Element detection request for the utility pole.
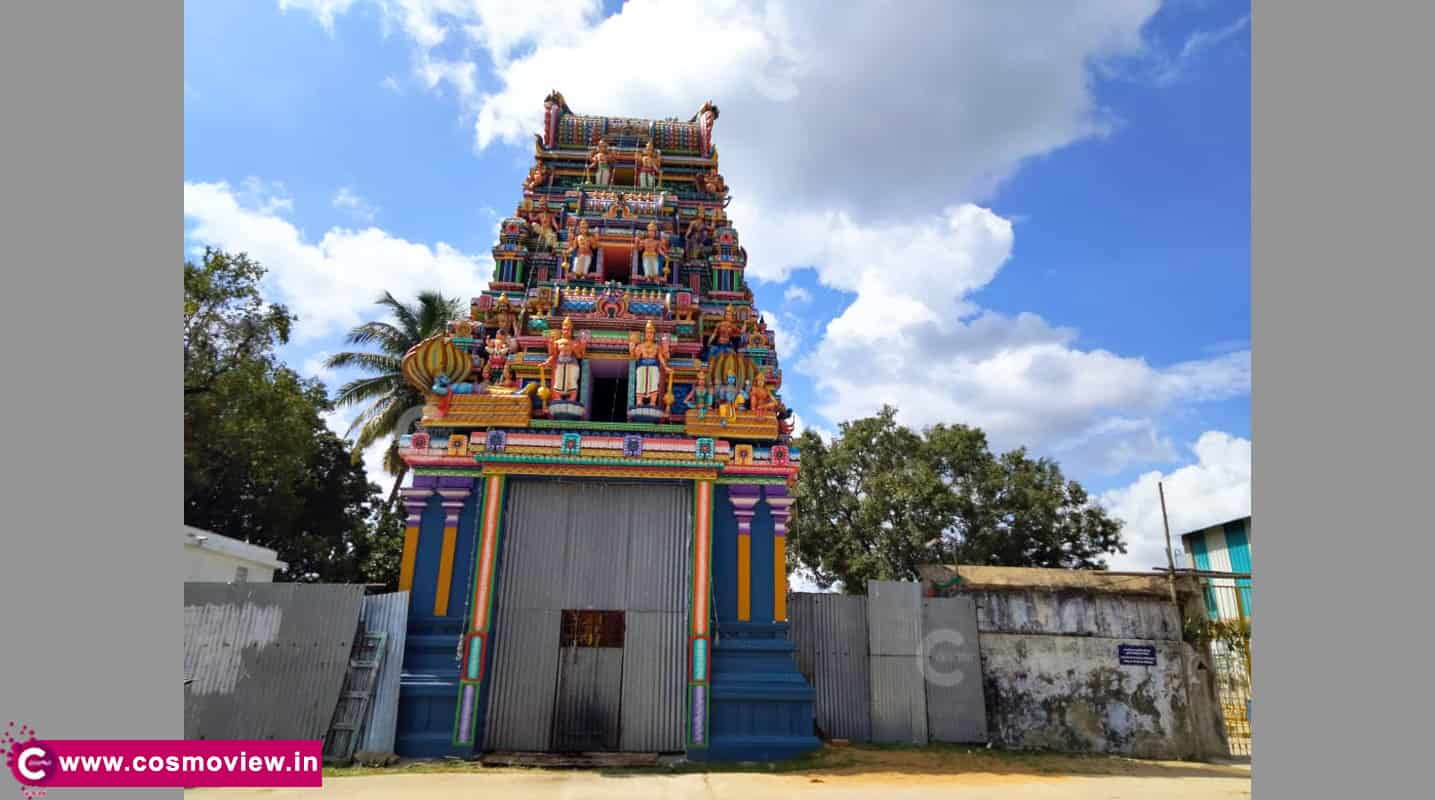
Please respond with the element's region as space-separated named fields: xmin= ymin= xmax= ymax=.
xmin=1160 ymin=480 xmax=1202 ymax=758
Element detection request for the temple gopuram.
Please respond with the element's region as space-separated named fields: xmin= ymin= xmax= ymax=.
xmin=392 ymin=92 xmax=817 ymax=762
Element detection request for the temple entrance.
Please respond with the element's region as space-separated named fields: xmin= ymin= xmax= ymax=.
xmin=553 ymin=610 xmax=626 ymax=752
xmin=589 ymin=375 xmax=629 ymax=423
xmin=482 ymin=480 xmax=692 ymax=753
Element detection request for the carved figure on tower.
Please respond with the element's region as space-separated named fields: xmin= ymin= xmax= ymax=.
xmin=634 ymin=222 xmax=669 ymax=281
xmin=748 ymin=369 xmax=778 ymax=417
xmin=567 ymin=219 xmax=597 ymax=279
xmin=546 ymin=316 xmax=587 ymax=403
xmin=489 ymin=294 xmax=522 ymax=339
xmin=684 ymin=368 xmax=713 ymax=419
xmin=524 ymin=161 xmax=550 ymax=192
xmin=629 ymin=321 xmax=670 ymax=408
xmin=707 ymin=304 xmax=743 ymax=354
xmin=530 ymin=205 xmax=560 ymax=252
xmin=485 ymin=330 xmax=512 ymax=384
xmin=588 ymin=137 xmax=613 ymax=186
xmin=637 ymin=139 xmax=662 ymax=189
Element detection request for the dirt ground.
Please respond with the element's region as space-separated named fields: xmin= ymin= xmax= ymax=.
xmin=188 ymin=746 xmax=1252 ymax=799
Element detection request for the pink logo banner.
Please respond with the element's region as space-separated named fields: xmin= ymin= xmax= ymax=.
xmin=6 ymin=739 xmax=323 ymax=790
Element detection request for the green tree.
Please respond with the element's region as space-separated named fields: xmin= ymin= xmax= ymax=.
xmin=789 ymin=406 xmax=1126 ymax=592
xmin=184 ymin=249 xmax=385 ymax=582
xmin=324 ymin=291 xmax=465 ymax=503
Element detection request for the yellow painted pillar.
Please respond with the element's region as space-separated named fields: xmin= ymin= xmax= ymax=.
xmin=432 ymin=488 xmax=472 ymax=617
xmin=728 ymin=485 xmax=761 ymax=622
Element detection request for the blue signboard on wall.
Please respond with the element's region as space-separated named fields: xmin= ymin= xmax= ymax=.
xmin=1118 ymin=644 xmax=1158 ymax=666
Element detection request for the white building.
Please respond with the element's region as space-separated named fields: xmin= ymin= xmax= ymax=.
xmin=183 ymin=526 xmax=288 ymax=583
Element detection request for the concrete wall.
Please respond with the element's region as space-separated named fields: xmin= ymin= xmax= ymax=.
xmin=965 ymin=587 xmax=1228 ymax=760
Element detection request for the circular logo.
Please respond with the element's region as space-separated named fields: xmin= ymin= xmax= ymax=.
xmin=12 ymin=741 xmax=56 ymax=786
xmin=921 ymin=628 xmax=970 ymax=688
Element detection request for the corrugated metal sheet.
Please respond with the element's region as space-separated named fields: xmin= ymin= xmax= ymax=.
xmin=625 ymin=487 xmax=693 ymax=612
xmin=788 ymin=593 xmax=872 ymax=742
xmin=620 ymin=611 xmax=686 ymax=751
xmin=358 ymin=591 xmax=409 ymax=756
xmin=554 ymin=647 xmax=624 ymax=751
xmin=869 ymin=655 xmax=928 ymax=745
xmin=183 ymin=583 xmax=365 ymax=741
xmin=484 ymin=607 xmax=562 ymax=751
xmin=867 ymin=580 xmax=923 ymax=656
xmin=867 ymin=581 xmax=927 ymax=744
xmin=563 ymin=484 xmax=631 ymax=610
xmin=483 ymin=480 xmax=691 ymax=752
xmin=922 ymin=597 xmax=987 ymax=743
xmin=496 ymin=482 xmax=571 ymax=611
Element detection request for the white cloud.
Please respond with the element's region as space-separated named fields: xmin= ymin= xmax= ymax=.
xmin=1143 ymin=13 xmax=1250 ymax=87
xmin=277 ymin=1 xmax=1249 ymax=474
xmin=278 ymin=0 xmax=360 ymax=33
xmin=380 ymin=75 xmax=401 ymax=92
xmin=782 ymin=285 xmax=811 ymax=305
xmin=322 ymin=407 xmax=400 ymax=490
xmin=332 ymin=186 xmax=378 ymax=221
xmin=184 ymin=179 xmax=490 ymax=342
xmin=1099 ymin=431 xmax=1251 ymax=571
xmin=302 ymin=351 xmax=335 ymax=381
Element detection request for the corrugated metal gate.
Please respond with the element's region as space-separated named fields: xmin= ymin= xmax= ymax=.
xmin=788 ymin=583 xmax=987 ymax=746
xmin=483 ymin=480 xmax=691 ymax=752
xmin=788 ymin=593 xmax=871 ymax=742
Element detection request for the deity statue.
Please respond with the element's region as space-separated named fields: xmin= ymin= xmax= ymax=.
xmin=637 ymin=139 xmax=662 ymax=189
xmin=588 ymin=137 xmax=613 ymax=186
xmin=529 ymin=205 xmax=560 ymax=252
xmin=633 ymin=222 xmax=669 ymax=281
xmin=684 ymin=368 xmax=713 ymax=418
xmin=567 ymin=219 xmax=597 ymax=279
xmin=684 ymin=206 xmax=707 ymax=245
xmin=545 ymin=316 xmax=587 ymax=403
xmin=701 ymin=168 xmax=727 ymax=197
xmin=489 ymin=294 xmax=522 ymax=339
xmin=706 ymin=304 xmax=743 ymax=353
xmin=484 ymin=330 xmax=512 ymax=384
xmin=715 ymin=369 xmax=745 ymax=425
xmin=748 ymin=369 xmax=778 ymax=417
xmin=629 ymin=321 xmax=669 ymax=408
xmin=523 ymin=161 xmax=550 ymax=192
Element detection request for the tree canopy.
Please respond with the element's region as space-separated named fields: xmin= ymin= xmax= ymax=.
xmin=788 ymin=406 xmax=1125 ymax=592
xmin=183 ymin=249 xmax=398 ymax=584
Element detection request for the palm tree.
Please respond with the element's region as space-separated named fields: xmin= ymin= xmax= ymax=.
xmin=326 ymin=290 xmax=464 ymax=503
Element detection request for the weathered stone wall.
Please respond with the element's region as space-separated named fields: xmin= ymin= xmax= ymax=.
xmin=965 ymin=588 xmax=1228 ymax=760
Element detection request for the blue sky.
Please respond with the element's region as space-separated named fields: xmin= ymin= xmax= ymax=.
xmin=184 ymin=0 xmax=1251 ymax=570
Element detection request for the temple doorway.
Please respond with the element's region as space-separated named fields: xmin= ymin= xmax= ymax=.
xmin=482 ymin=480 xmax=692 ymax=753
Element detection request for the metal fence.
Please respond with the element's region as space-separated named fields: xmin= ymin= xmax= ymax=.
xmin=183 ymin=583 xmax=366 ymax=741
xmin=1198 ymin=582 xmax=1252 ymax=757
xmin=788 ymin=582 xmax=987 ymax=746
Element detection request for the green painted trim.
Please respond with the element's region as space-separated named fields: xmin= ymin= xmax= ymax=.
xmin=473 ymin=453 xmax=713 ymax=468
xmin=413 ymin=468 xmax=485 ymax=477
xmin=450 ymin=477 xmax=487 ymax=750
xmin=528 ymin=419 xmax=687 ymax=433
xmin=715 ymin=476 xmax=788 ymax=485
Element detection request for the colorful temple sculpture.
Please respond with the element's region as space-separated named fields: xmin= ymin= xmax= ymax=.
xmin=393 ymin=93 xmax=816 ymax=762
